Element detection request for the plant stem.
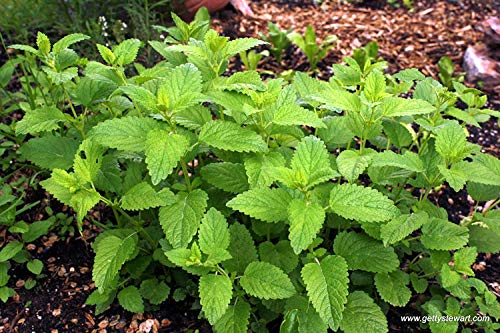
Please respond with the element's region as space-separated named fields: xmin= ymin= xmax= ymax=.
xmin=482 ymin=198 xmax=500 ymax=216
xmin=180 ymin=158 xmax=192 ymax=192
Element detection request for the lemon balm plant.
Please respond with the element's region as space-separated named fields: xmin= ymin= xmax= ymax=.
xmin=4 ymin=12 xmax=500 ymax=333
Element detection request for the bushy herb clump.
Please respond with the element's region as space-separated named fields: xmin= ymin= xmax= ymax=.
xmin=2 ymin=12 xmax=500 ymax=333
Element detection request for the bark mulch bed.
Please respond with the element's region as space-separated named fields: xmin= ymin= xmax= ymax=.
xmin=1 ymin=0 xmax=499 ymax=332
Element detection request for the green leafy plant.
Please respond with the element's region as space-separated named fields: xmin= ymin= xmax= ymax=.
xmin=288 ymin=25 xmax=337 ymax=72
xmin=0 ymin=183 xmax=51 ymax=302
xmin=239 ymin=50 xmax=269 ymax=71
xmin=438 ymin=56 xmax=465 ymax=89
xmin=4 ymin=13 xmax=500 ymax=333
xmin=258 ymin=22 xmax=293 ymax=63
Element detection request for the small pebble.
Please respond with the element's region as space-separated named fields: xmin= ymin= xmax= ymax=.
xmin=16 ymin=280 xmax=25 ymax=288
xmin=98 ymin=319 xmax=109 ymax=329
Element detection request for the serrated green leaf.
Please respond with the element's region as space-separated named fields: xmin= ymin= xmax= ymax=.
xmin=288 ymin=199 xmax=325 ymax=254
xmin=199 ymin=120 xmax=267 ymax=152
xmin=176 ymin=105 xmax=212 ymax=130
xmin=94 ymin=156 xmax=122 ymax=193
xmin=227 ymin=188 xmax=292 ymax=223
xmin=96 ymin=44 xmax=115 ymax=64
xmin=469 ymin=225 xmax=500 ymax=253
xmin=379 ymin=96 xmax=435 ymax=117
xmin=113 ymin=39 xmax=142 ymax=66
xmin=280 ymin=309 xmax=299 ymax=333
xmin=145 ymin=129 xmax=189 ymax=185
xmin=208 ymin=90 xmax=255 ymax=120
xmin=16 ymin=106 xmax=67 ymax=135
xmin=438 ymin=161 xmax=469 ymax=191
xmin=453 ymin=247 xmax=476 ymax=276
xmin=441 ymin=263 xmax=461 ymax=288
xmin=393 ymin=68 xmax=425 ymax=82
xmin=288 ymin=136 xmax=334 ymax=188
xmin=223 ymin=223 xmax=258 ymax=274
xmin=463 ymin=154 xmax=500 ymax=186
xmin=421 ymin=218 xmax=469 ymax=250
xmin=43 ymin=67 xmax=78 ymax=84
xmin=240 ymin=261 xmax=295 ymax=299
xmin=223 ymin=38 xmax=265 ymax=58
xmin=284 ymin=296 xmax=328 ymax=333
xmin=52 ymin=33 xmax=90 ymax=53
xmin=301 ymin=255 xmax=349 ymax=330
xmin=337 ymin=149 xmax=375 ymax=183
xmin=371 ymin=150 xmax=424 ymax=173
xmin=374 ymin=270 xmax=411 ymax=307
xmin=435 ymin=121 xmax=476 ymax=163
xmin=201 ymin=162 xmax=249 ymax=194
xmin=317 ymin=116 xmax=355 ymax=146
xmin=159 ymin=63 xmax=204 ymax=112
xmin=214 ymin=70 xmax=264 ymax=91
xmin=119 ymin=85 xmax=158 ymax=112
xmin=273 ymin=103 xmax=325 ymax=128
xmin=293 ymin=71 xmax=328 ymax=106
xmin=93 ymin=234 xmax=137 ymax=290
xmin=339 ymin=291 xmax=388 ymax=333
xmin=36 ymin=31 xmax=51 ymax=54
xmin=332 ymin=64 xmax=361 ymax=86
xmin=140 ymin=279 xmax=170 ymax=305
xmin=199 ymin=274 xmax=233 ymax=324
xmin=364 ymin=70 xmax=387 ymax=102
xmin=333 ymin=231 xmax=399 ymax=273
xmin=330 ymin=184 xmax=399 ymax=223
xmin=8 ymin=44 xmax=39 ymax=55
xmin=118 ymin=286 xmax=144 ymax=313
xmin=120 ymin=182 xmax=175 ymax=211
xmin=380 ymin=212 xmax=428 ymax=246
xmin=214 ymin=300 xmax=251 ymax=333
xmin=244 ymin=152 xmax=285 ymax=189
xmin=199 ymin=208 xmax=230 ymax=255
xmin=313 ymin=88 xmax=361 ymax=112
xmin=40 ymin=169 xmax=78 ymax=206
xmin=165 ymin=248 xmax=211 ymax=276
xmin=382 ymin=119 xmax=412 ymax=148
xmin=159 ymin=189 xmax=208 ymax=248
xmin=90 ymin=116 xmax=163 ymax=152
xmin=70 ymin=188 xmax=101 ymax=227
xmin=19 ymin=136 xmax=79 ymax=170
xmin=258 ymin=240 xmax=298 ymax=274
xmin=73 ymin=139 xmax=104 ymax=184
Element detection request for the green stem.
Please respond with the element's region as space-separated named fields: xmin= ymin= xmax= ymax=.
xmin=482 ymin=198 xmax=500 ymax=216
xmin=180 ymin=158 xmax=192 ymax=192
xmin=405 ymin=235 xmax=421 ymax=242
